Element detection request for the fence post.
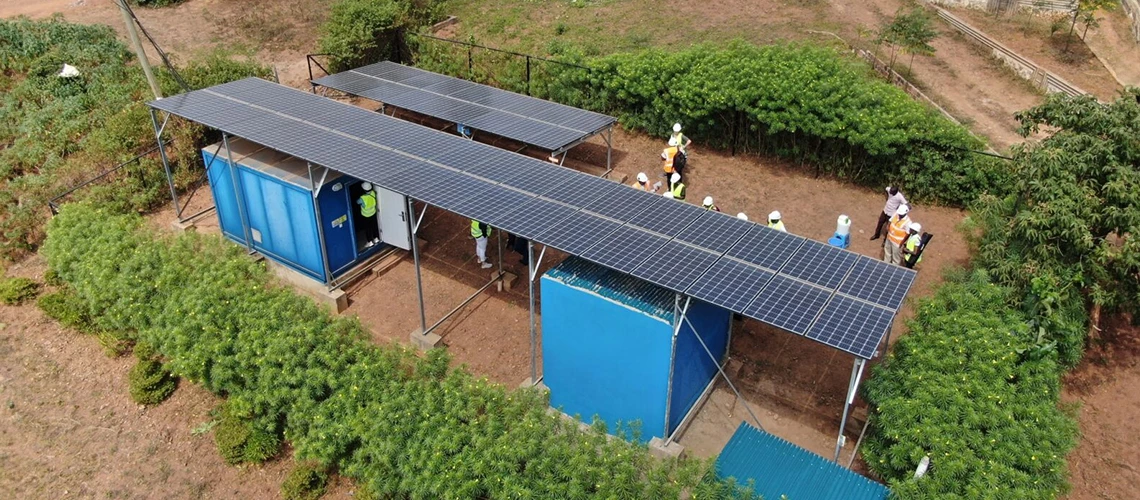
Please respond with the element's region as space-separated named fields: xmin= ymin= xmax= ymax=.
xmin=526 ymin=56 xmax=531 ymax=96
xmin=468 ymin=45 xmax=473 ymax=76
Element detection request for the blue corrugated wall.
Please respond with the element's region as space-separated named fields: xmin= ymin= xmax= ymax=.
xmin=202 ymin=150 xmax=246 ymax=243
xmin=542 ymin=258 xmax=673 ymax=442
xmin=668 ymin=299 xmax=731 ymax=434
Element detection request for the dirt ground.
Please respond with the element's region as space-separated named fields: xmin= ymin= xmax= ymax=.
xmin=1061 ymin=316 xmax=1140 ymax=500
xmin=1084 ymin=7 xmax=1140 ymax=88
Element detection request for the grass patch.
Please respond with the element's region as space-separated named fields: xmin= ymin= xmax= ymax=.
xmin=0 ymin=277 xmax=40 ymax=305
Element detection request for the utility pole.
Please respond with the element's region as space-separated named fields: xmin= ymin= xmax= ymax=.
xmin=116 ymin=0 xmax=162 ymax=99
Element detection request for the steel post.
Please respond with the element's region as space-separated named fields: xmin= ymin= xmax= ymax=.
xmin=307 ymin=163 xmax=334 ymax=289
xmin=221 ymin=133 xmax=254 ymax=253
xmin=834 ymin=358 xmax=866 ymax=462
xmin=528 ymin=240 xmax=538 ymax=382
xmin=408 ymin=197 xmax=427 ymax=334
xmin=149 ymin=109 xmax=181 ymax=219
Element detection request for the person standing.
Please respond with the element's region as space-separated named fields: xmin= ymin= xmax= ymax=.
xmin=670 ymin=123 xmax=692 ymax=155
xmin=902 ymin=222 xmax=924 ymax=269
xmin=883 ymin=205 xmax=911 ymax=265
xmin=767 ymin=211 xmax=786 ymax=232
xmin=471 ymin=220 xmax=493 ymax=269
xmin=702 ymin=196 xmax=720 ymax=211
xmin=661 ymin=138 xmax=680 ymax=180
xmin=669 ymin=172 xmax=686 ymax=200
xmin=356 ymin=182 xmax=380 ymax=247
xmin=871 ymin=186 xmax=907 ymax=240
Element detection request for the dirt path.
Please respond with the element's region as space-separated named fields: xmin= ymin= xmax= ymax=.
xmin=1062 ymin=319 xmax=1140 ymax=500
xmin=0 ymin=259 xmax=355 ymax=499
xmin=1084 ymin=7 xmax=1140 ymax=88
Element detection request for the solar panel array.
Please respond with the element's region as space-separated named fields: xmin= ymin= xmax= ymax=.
xmin=149 ymin=77 xmax=916 ymax=359
xmin=313 ymin=61 xmax=616 ymax=152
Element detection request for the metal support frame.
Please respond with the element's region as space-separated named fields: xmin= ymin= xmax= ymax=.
xmin=548 ymin=123 xmax=616 ymax=178
xmin=408 ymin=197 xmax=428 ymax=334
xmin=150 ymin=108 xmax=180 ymax=218
xmin=675 ymin=297 xmax=767 ymax=438
xmin=834 ymin=357 xmax=867 ymax=462
xmin=221 ymin=133 xmax=255 ymax=253
xmin=307 ymin=163 xmax=335 ymax=289
xmin=662 ymin=294 xmax=691 ymax=438
xmin=526 ymin=242 xmax=548 ymax=383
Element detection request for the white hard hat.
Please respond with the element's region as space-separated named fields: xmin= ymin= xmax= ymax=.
xmin=362 ymin=182 xmax=372 ymax=191
xmin=909 ymin=222 xmax=922 ymax=233
xmin=668 ymin=137 xmax=678 ymax=147
xmin=673 ymin=123 xmax=682 ymax=132
xmin=59 ymin=63 xmax=80 ymax=78
xmin=768 ymin=211 xmax=781 ymax=221
xmin=702 ymin=196 xmax=714 ymax=207
xmin=896 ymin=204 xmax=910 ymax=216
xmin=670 ymin=172 xmax=681 ymax=183
xmin=737 ymin=213 xmax=748 ymax=221
xmin=663 ymin=191 xmax=675 ymax=199
xmin=637 ymin=172 xmax=648 ymax=183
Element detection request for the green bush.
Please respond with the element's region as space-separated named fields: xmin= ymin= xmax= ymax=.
xmin=42 ymin=204 xmax=754 ymax=498
xmin=214 ymin=401 xmax=283 ymax=465
xmin=133 ymin=0 xmax=186 ymax=7
xmin=36 ymin=288 xmax=91 ymax=330
xmin=97 ymin=330 xmax=133 ymax=357
xmin=281 ymin=462 xmax=329 ymax=500
xmin=0 ymin=18 xmax=269 ymax=263
xmin=862 ymin=270 xmax=1078 ymax=498
xmin=319 ymin=0 xmax=407 ymax=72
xmin=128 ymin=358 xmax=177 ymax=405
xmin=0 ymin=277 xmax=40 ymax=305
xmin=415 ymin=41 xmax=1007 ymax=206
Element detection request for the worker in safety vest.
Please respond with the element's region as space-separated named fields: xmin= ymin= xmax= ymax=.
xmin=356 ymin=182 xmax=380 ymax=247
xmin=767 ymin=211 xmax=786 ymax=232
xmin=662 ymin=138 xmax=682 ymax=179
xmin=901 ymin=222 xmax=924 ymax=269
xmin=669 ymin=172 xmax=686 ymax=200
xmin=670 ymin=123 xmax=692 ymax=155
xmin=471 ymin=220 xmax=493 ymax=269
xmin=632 ymin=172 xmax=659 ymax=193
xmin=702 ymin=196 xmax=720 ymax=212
xmin=883 ymin=205 xmax=911 ymax=265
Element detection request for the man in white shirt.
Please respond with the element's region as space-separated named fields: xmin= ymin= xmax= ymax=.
xmin=871 ymin=186 xmax=907 ymax=241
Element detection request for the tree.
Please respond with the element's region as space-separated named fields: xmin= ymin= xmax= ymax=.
xmin=875 ymin=5 xmax=938 ymax=75
xmin=969 ymin=88 xmax=1140 ymax=366
xmin=1064 ymin=0 xmax=1116 ymax=52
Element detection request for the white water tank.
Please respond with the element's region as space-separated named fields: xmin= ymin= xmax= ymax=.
xmin=836 ymin=214 xmax=852 ymax=236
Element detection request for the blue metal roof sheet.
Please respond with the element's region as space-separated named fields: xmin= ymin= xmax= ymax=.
xmin=716 ymin=423 xmax=889 ymax=500
xmin=545 ymin=256 xmax=674 ymax=322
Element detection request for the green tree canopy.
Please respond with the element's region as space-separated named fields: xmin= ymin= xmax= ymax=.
xmin=970 ymin=88 xmax=1140 ymax=366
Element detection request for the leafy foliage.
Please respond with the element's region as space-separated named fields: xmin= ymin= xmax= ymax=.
xmin=214 ymin=400 xmax=283 ymax=465
xmin=36 ymin=287 xmax=92 ymax=331
xmin=132 ymin=0 xmax=186 ymax=7
xmin=0 ymin=276 xmax=40 ymax=305
xmin=968 ymin=89 xmax=1140 ymax=367
xmin=128 ymin=358 xmax=177 ymax=405
xmin=42 ymin=204 xmax=754 ymax=498
xmin=863 ymin=270 xmax=1078 ymax=498
xmin=318 ymin=0 xmax=442 ymax=72
xmin=282 ymin=462 xmax=330 ymax=500
xmin=0 ymin=17 xmax=268 ymax=263
xmin=875 ymin=4 xmax=938 ymax=73
xmin=501 ymin=42 xmax=1002 ymax=206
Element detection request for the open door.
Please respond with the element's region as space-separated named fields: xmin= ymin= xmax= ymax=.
xmin=378 ymin=187 xmax=410 ymax=250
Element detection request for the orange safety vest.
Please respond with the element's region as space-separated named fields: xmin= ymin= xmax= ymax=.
xmin=632 ymin=181 xmax=650 ymax=191
xmin=662 ymin=146 xmax=679 ymax=174
xmin=887 ymin=216 xmax=910 ymax=246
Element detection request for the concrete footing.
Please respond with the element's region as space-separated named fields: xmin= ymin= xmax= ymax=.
xmin=648 ymin=437 xmax=686 ymax=459
xmin=265 ymin=259 xmax=348 ymax=313
xmin=518 ymin=377 xmax=548 ymax=391
xmin=410 ymin=328 xmax=443 ymax=350
xmin=496 ymin=271 xmax=518 ymax=292
xmin=170 ymin=219 xmax=197 ymax=232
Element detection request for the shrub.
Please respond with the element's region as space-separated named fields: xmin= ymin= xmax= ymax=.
xmin=133 ymin=0 xmax=186 ymax=7
xmin=0 ymin=277 xmax=40 ymax=305
xmin=98 ymin=330 xmax=134 ymax=357
xmin=318 ymin=0 xmax=407 ymax=72
xmin=42 ymin=204 xmax=753 ymax=498
xmin=128 ymin=358 xmax=177 ymax=405
xmin=36 ymin=288 xmax=91 ymax=330
xmin=281 ymin=462 xmax=330 ymax=500
xmin=862 ymin=270 xmax=1078 ymax=498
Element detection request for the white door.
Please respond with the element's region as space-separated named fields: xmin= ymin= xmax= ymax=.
xmin=378 ymin=187 xmax=410 ymax=250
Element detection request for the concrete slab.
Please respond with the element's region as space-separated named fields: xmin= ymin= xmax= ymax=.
xmin=648 ymin=437 xmax=685 ymax=460
xmin=410 ymin=328 xmax=442 ymax=350
xmin=169 ymin=219 xmax=197 ymax=233
xmin=265 ymin=258 xmax=348 ymax=313
xmin=496 ymin=271 xmax=518 ymax=292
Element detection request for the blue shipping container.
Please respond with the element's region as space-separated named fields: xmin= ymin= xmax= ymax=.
xmin=541 ymin=257 xmax=731 ymax=442
xmin=202 ymin=139 xmax=385 ymax=282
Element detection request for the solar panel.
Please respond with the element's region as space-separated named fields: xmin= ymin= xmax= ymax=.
xmin=837 ymin=256 xmax=916 ymax=310
xmin=779 ymin=239 xmax=860 ymax=289
xmin=726 ymin=227 xmax=806 ymax=271
xmin=581 ymin=186 xmax=661 ymax=223
xmin=675 ymin=210 xmax=753 ymax=253
xmin=626 ymin=197 xmax=708 ymax=237
xmin=742 ymin=275 xmax=832 ymax=335
xmin=579 ymin=224 xmax=670 ymax=274
xmin=314 ymin=61 xmax=616 ymax=151
xmin=632 ymin=240 xmax=722 ymax=293
xmin=685 ymin=258 xmax=775 ymax=314
xmin=534 ymin=210 xmax=623 ymax=255
xmin=151 ymin=78 xmax=911 ymax=360
xmin=806 ymin=294 xmax=895 ymax=359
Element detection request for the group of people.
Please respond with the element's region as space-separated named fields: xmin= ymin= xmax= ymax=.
xmin=631 ymin=123 xmax=789 ymax=232
xmin=870 ymin=186 xmax=927 ymax=269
